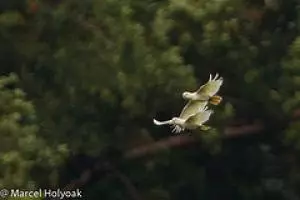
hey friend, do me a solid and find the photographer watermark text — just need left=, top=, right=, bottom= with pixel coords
left=0, top=188, right=82, bottom=199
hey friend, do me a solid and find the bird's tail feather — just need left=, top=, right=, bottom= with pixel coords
left=153, top=119, right=172, bottom=126
left=209, top=95, right=222, bottom=105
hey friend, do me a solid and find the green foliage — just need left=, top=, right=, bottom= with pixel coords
left=0, top=73, right=67, bottom=188
left=0, top=11, right=24, bottom=26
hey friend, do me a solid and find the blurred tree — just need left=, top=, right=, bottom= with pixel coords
left=0, top=73, right=67, bottom=189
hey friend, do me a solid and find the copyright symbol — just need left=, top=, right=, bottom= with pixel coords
left=0, top=189, right=9, bottom=198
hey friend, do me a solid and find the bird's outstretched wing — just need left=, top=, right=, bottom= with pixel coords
left=153, top=119, right=172, bottom=125
left=179, top=100, right=208, bottom=120
left=186, top=106, right=213, bottom=126
left=196, top=73, right=223, bottom=98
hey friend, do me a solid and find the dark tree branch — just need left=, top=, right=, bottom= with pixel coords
left=124, top=122, right=264, bottom=159
left=62, top=121, right=264, bottom=191
left=110, top=165, right=144, bottom=200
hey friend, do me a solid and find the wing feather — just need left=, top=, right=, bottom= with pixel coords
left=179, top=100, right=208, bottom=120
left=186, top=108, right=213, bottom=125
left=153, top=119, right=172, bottom=125
left=196, top=74, right=223, bottom=97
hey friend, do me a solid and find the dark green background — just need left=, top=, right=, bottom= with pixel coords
left=1, top=0, right=300, bottom=199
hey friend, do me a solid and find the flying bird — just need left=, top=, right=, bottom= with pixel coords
left=153, top=73, right=223, bottom=133
left=182, top=73, right=223, bottom=105
left=153, top=87, right=211, bottom=133
left=153, top=106, right=213, bottom=133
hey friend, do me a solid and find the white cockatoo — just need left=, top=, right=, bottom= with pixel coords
left=182, top=73, right=223, bottom=106
left=153, top=106, right=213, bottom=133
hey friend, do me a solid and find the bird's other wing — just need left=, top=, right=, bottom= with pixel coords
left=153, top=119, right=172, bottom=125
left=196, top=73, right=223, bottom=97
left=186, top=107, right=214, bottom=126
left=179, top=100, right=208, bottom=120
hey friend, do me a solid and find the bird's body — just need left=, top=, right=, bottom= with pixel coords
left=153, top=106, right=213, bottom=133
left=182, top=73, right=223, bottom=105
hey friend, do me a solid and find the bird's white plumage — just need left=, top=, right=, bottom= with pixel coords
left=186, top=106, right=213, bottom=126
left=153, top=119, right=170, bottom=125
left=179, top=100, right=208, bottom=120
left=153, top=106, right=213, bottom=133
left=196, top=73, right=223, bottom=98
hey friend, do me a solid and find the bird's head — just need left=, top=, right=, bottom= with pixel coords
left=182, top=92, right=192, bottom=100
